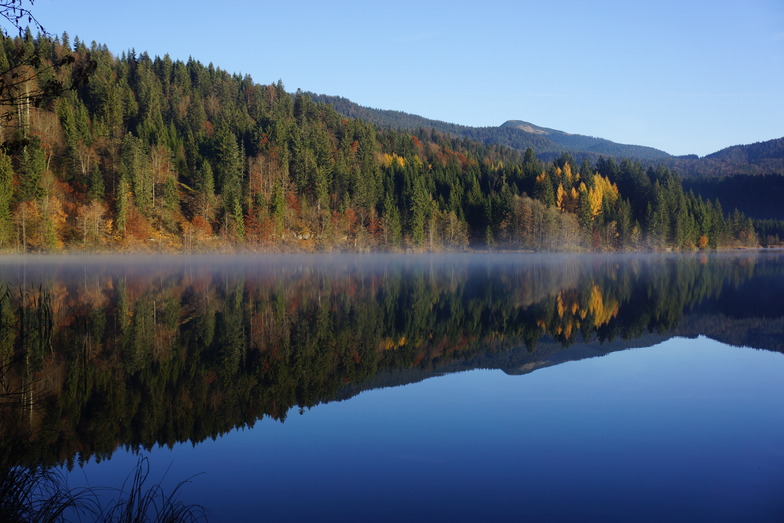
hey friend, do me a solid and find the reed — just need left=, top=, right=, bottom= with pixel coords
left=0, top=444, right=205, bottom=522
left=99, top=456, right=206, bottom=523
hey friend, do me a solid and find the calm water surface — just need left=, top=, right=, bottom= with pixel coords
left=0, top=252, right=782, bottom=521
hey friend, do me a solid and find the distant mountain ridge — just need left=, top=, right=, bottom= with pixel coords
left=499, top=120, right=672, bottom=160
left=665, top=137, right=784, bottom=178
left=309, top=93, right=672, bottom=162
left=310, top=93, right=784, bottom=178
left=707, top=138, right=784, bottom=162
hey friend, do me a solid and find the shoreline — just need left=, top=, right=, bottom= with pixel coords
left=0, top=246, right=778, bottom=264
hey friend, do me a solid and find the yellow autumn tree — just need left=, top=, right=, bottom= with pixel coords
left=579, top=174, right=620, bottom=219
left=380, top=152, right=406, bottom=168
left=578, top=181, right=602, bottom=218
left=556, top=184, right=579, bottom=213
left=563, top=162, right=574, bottom=185
left=594, top=175, right=619, bottom=207
left=556, top=183, right=566, bottom=210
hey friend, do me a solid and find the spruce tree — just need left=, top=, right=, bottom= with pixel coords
left=0, top=151, right=14, bottom=246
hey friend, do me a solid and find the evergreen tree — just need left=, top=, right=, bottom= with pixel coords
left=577, top=190, right=593, bottom=240
left=410, top=177, right=429, bottom=246
left=88, top=165, right=105, bottom=202
left=382, top=191, right=401, bottom=247
left=194, top=160, right=216, bottom=222
left=17, top=142, right=45, bottom=202
left=0, top=150, right=14, bottom=246
left=116, top=177, right=129, bottom=236
left=119, top=133, right=151, bottom=214
left=214, top=126, right=244, bottom=238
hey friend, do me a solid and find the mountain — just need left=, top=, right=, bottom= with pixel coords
left=311, top=94, right=784, bottom=181
left=499, top=120, right=672, bottom=160
left=672, top=138, right=784, bottom=226
left=707, top=137, right=784, bottom=163
left=663, top=137, right=784, bottom=178
left=683, top=174, right=784, bottom=220
left=309, top=94, right=672, bottom=162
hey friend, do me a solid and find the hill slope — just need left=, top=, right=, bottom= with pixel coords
left=664, top=137, right=784, bottom=178
left=310, top=94, right=672, bottom=162
left=312, top=94, right=784, bottom=180
left=0, top=33, right=761, bottom=252
left=499, top=120, right=672, bottom=160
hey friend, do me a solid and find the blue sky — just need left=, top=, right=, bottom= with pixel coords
left=24, top=0, right=784, bottom=156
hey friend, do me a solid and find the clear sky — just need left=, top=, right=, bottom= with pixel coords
left=22, top=0, right=784, bottom=157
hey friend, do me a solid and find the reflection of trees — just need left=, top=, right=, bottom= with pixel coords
left=0, top=253, right=778, bottom=466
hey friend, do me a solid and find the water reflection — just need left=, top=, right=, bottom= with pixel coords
left=0, top=251, right=781, bottom=468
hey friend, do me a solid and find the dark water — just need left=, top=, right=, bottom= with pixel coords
left=0, top=251, right=783, bottom=521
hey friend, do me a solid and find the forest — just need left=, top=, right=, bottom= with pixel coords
left=0, top=32, right=760, bottom=252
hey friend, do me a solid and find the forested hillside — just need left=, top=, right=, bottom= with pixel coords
left=311, top=94, right=784, bottom=181
left=665, top=137, right=784, bottom=178
left=683, top=175, right=784, bottom=220
left=310, top=94, right=673, bottom=162
left=0, top=33, right=758, bottom=252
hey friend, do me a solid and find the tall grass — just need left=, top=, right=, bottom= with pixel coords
left=0, top=459, right=98, bottom=522
left=0, top=445, right=207, bottom=523
left=0, top=446, right=206, bottom=522
left=99, top=456, right=206, bottom=523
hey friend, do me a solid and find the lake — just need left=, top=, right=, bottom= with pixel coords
left=0, top=251, right=783, bottom=521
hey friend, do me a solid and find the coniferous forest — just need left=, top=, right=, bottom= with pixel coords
left=0, top=33, right=760, bottom=252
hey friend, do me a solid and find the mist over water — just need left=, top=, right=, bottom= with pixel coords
left=0, top=251, right=782, bottom=520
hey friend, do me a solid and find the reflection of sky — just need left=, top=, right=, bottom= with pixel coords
left=66, top=337, right=784, bottom=522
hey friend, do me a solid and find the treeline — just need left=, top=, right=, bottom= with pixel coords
left=754, top=219, right=784, bottom=247
left=0, top=32, right=758, bottom=252
left=683, top=174, right=784, bottom=220
left=680, top=174, right=784, bottom=247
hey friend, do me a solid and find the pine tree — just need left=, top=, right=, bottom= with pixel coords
left=116, top=177, right=129, bottom=236
left=119, top=133, right=151, bottom=214
left=88, top=165, right=105, bottom=202
left=214, top=126, right=244, bottom=239
left=194, top=160, right=216, bottom=222
left=0, top=150, right=13, bottom=246
left=410, top=177, right=429, bottom=246
left=382, top=192, right=401, bottom=247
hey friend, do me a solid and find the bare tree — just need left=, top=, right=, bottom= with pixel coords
left=0, top=0, right=44, bottom=37
left=0, top=1, right=95, bottom=140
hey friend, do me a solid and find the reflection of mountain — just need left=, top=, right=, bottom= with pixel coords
left=335, top=331, right=674, bottom=403
left=678, top=317, right=784, bottom=352
left=0, top=252, right=781, bottom=467
left=674, top=263, right=784, bottom=351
